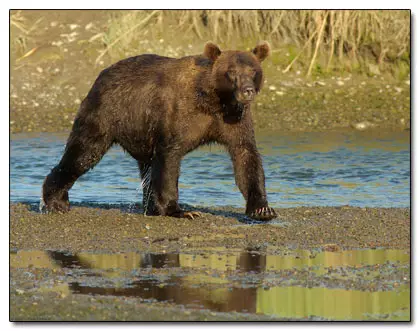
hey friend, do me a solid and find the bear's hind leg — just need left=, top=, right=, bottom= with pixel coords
left=42, top=131, right=112, bottom=213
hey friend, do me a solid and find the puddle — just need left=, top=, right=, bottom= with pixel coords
left=10, top=247, right=410, bottom=321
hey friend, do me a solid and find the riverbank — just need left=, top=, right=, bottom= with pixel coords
left=10, top=203, right=410, bottom=253
left=10, top=203, right=410, bottom=321
left=10, top=10, right=410, bottom=134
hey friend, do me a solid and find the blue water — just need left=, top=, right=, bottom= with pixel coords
left=10, top=131, right=410, bottom=208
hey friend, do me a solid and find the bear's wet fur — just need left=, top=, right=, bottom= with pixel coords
left=42, top=41, right=277, bottom=221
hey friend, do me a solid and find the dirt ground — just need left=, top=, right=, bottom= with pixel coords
left=10, top=10, right=410, bottom=134
left=9, top=203, right=410, bottom=321
left=10, top=204, right=410, bottom=253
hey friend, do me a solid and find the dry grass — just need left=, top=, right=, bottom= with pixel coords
left=101, top=10, right=410, bottom=77
left=10, top=10, right=44, bottom=59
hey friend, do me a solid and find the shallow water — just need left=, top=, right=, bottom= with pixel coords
left=10, top=130, right=409, bottom=208
left=10, top=248, right=410, bottom=320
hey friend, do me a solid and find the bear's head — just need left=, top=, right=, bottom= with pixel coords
left=204, top=41, right=270, bottom=105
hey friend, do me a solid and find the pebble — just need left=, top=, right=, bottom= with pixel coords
left=275, top=91, right=284, bottom=96
left=405, top=80, right=410, bottom=86
left=268, top=85, right=276, bottom=91
left=395, top=87, right=402, bottom=93
left=336, top=81, right=345, bottom=86
left=352, top=121, right=374, bottom=131
left=36, top=67, right=43, bottom=73
left=69, top=24, right=79, bottom=30
left=15, top=289, right=25, bottom=295
left=52, top=41, right=64, bottom=47
left=85, top=22, right=94, bottom=31
left=315, top=81, right=326, bottom=86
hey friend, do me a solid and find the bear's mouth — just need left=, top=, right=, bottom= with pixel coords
left=234, top=91, right=255, bottom=104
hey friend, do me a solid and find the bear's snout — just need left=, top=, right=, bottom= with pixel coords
left=236, top=83, right=256, bottom=103
left=242, top=86, right=255, bottom=101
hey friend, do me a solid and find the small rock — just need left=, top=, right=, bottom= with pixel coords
left=275, top=91, right=284, bottom=96
left=69, top=24, right=79, bottom=30
left=336, top=81, right=345, bottom=86
left=15, top=289, right=25, bottom=295
left=85, top=22, right=94, bottom=30
left=395, top=87, right=402, bottom=93
left=405, top=80, right=410, bottom=86
left=50, top=21, right=58, bottom=27
left=323, top=244, right=340, bottom=252
left=268, top=85, right=276, bottom=91
left=74, top=98, right=81, bottom=105
left=352, top=121, right=375, bottom=131
left=315, top=81, right=326, bottom=86
left=36, top=67, right=43, bottom=73
left=52, top=41, right=63, bottom=47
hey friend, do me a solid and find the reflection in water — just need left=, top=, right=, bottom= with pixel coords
left=256, top=286, right=409, bottom=320
left=10, top=131, right=409, bottom=208
left=10, top=248, right=410, bottom=321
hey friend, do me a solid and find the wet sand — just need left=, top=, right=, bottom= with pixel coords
left=11, top=204, right=409, bottom=252
left=10, top=203, right=410, bottom=321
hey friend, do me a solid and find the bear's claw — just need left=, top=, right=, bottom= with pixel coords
left=249, top=206, right=277, bottom=221
left=180, top=211, right=202, bottom=220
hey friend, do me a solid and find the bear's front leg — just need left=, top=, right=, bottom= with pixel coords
left=149, top=150, right=201, bottom=219
left=229, top=143, right=277, bottom=221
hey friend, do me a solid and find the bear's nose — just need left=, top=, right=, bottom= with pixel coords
left=243, top=87, right=255, bottom=99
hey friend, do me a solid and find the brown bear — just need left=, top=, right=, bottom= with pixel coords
left=42, top=41, right=277, bottom=221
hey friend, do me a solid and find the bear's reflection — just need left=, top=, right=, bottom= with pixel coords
left=49, top=249, right=263, bottom=313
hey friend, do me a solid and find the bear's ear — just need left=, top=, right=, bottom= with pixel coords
left=252, top=41, right=270, bottom=62
left=204, top=42, right=222, bottom=62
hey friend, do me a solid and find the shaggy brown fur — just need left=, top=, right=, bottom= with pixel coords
left=42, top=41, right=277, bottom=221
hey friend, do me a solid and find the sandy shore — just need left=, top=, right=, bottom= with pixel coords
left=10, top=203, right=410, bottom=321
left=10, top=203, right=410, bottom=253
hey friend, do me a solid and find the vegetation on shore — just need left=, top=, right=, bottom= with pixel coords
left=101, top=10, right=410, bottom=78
left=10, top=10, right=410, bottom=134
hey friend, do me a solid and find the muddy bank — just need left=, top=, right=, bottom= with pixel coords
left=10, top=203, right=409, bottom=253
left=10, top=10, right=410, bottom=134
left=10, top=203, right=410, bottom=321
